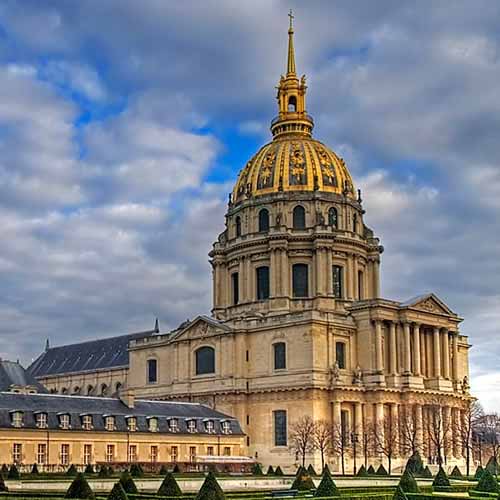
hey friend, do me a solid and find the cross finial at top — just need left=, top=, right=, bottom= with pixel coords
left=288, top=9, right=294, bottom=30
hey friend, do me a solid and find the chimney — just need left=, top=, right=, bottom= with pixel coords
left=119, top=387, right=135, bottom=409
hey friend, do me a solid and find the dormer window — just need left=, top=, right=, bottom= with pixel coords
left=205, top=420, right=215, bottom=434
left=168, top=418, right=178, bottom=433
left=187, top=419, right=197, bottom=433
left=82, top=415, right=93, bottom=431
left=127, top=417, right=137, bottom=432
left=11, top=411, right=23, bottom=428
left=59, top=414, right=71, bottom=430
left=148, top=417, right=158, bottom=433
left=105, top=416, right=115, bottom=431
left=222, top=421, right=232, bottom=434
left=36, top=413, right=48, bottom=429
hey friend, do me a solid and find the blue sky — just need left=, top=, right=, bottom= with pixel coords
left=0, top=1, right=500, bottom=410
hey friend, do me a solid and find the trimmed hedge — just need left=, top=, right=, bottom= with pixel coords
left=405, top=453, right=425, bottom=477
left=474, top=466, right=485, bottom=481
left=399, top=470, right=419, bottom=494
left=367, top=465, right=376, bottom=475
left=422, top=467, right=433, bottom=479
left=476, top=468, right=499, bottom=494
left=376, top=465, right=389, bottom=476
left=64, top=472, right=94, bottom=499
left=357, top=465, right=368, bottom=477
left=66, top=465, right=77, bottom=477
left=307, top=465, right=317, bottom=477
left=0, top=472, right=8, bottom=492
left=393, top=486, right=408, bottom=500
left=450, top=466, right=463, bottom=479
left=7, top=466, right=20, bottom=481
left=108, top=482, right=129, bottom=500
left=274, top=466, right=283, bottom=476
left=195, top=471, right=224, bottom=500
left=158, top=473, right=182, bottom=497
left=314, top=472, right=339, bottom=498
left=291, top=467, right=314, bottom=491
left=266, top=466, right=274, bottom=476
left=251, top=464, right=263, bottom=476
left=119, top=471, right=138, bottom=495
left=432, top=466, right=451, bottom=492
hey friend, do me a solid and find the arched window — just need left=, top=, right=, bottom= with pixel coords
left=231, top=272, right=239, bottom=305
left=273, top=342, right=286, bottom=370
left=258, top=209, right=270, bottom=232
left=73, top=386, right=81, bottom=395
left=353, top=213, right=358, bottom=233
left=115, top=382, right=122, bottom=394
left=292, top=263, right=309, bottom=298
left=195, top=346, right=215, bottom=375
left=333, top=265, right=344, bottom=299
left=328, top=207, right=338, bottom=228
left=61, top=387, right=68, bottom=395
left=256, top=266, right=270, bottom=300
left=293, top=206, right=306, bottom=229
left=288, top=96, right=297, bottom=112
left=335, top=342, right=346, bottom=369
left=147, top=359, right=157, bottom=384
left=87, top=385, right=94, bottom=396
left=101, top=384, right=108, bottom=397
left=235, top=216, right=241, bottom=237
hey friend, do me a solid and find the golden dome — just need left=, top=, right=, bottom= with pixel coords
left=232, top=137, right=355, bottom=203
left=232, top=12, right=355, bottom=204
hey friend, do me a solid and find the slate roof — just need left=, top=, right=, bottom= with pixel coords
left=0, top=392, right=243, bottom=435
left=28, top=327, right=159, bottom=378
left=0, top=361, right=47, bottom=393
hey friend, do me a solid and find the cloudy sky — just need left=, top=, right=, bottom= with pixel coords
left=0, top=1, right=499, bottom=409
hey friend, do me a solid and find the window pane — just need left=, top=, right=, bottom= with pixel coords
left=274, top=410, right=287, bottom=446
left=328, top=207, right=338, bottom=228
left=256, top=266, right=270, bottom=300
left=259, top=209, right=270, bottom=232
left=293, top=206, right=306, bottom=229
left=333, top=266, right=343, bottom=298
left=274, top=343, right=286, bottom=370
left=147, top=359, right=157, bottom=383
left=196, top=347, right=215, bottom=375
left=358, top=270, right=363, bottom=300
left=232, top=272, right=239, bottom=305
left=292, top=264, right=308, bottom=297
left=336, top=342, right=346, bottom=369
left=236, top=217, right=241, bottom=237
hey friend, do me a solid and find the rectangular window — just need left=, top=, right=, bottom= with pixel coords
left=12, top=412, right=23, bottom=428
left=205, top=420, right=214, bottom=433
left=231, top=272, right=239, bottom=305
left=60, top=444, right=70, bottom=466
left=189, top=446, right=196, bottom=463
left=149, top=418, right=159, bottom=432
left=59, top=414, right=70, bottom=429
left=292, top=264, right=309, bottom=298
left=128, top=444, right=137, bottom=462
left=82, top=415, right=93, bottom=430
left=246, top=350, right=249, bottom=362
left=207, top=446, right=214, bottom=456
left=256, top=266, right=270, bottom=300
left=106, top=444, right=115, bottom=463
left=83, top=444, right=92, bottom=465
left=187, top=420, right=196, bottom=433
left=168, top=418, right=178, bottom=432
left=341, top=410, right=349, bottom=442
left=223, top=447, right=231, bottom=456
left=37, top=444, right=47, bottom=465
left=147, top=359, right=158, bottom=384
left=128, top=417, right=137, bottom=432
left=333, top=265, right=343, bottom=299
left=36, top=413, right=48, bottom=429
left=273, top=410, right=287, bottom=447
left=12, top=443, right=22, bottom=463
left=336, top=342, right=346, bottom=370
left=105, top=416, right=115, bottom=431
left=171, top=446, right=178, bottom=463
left=274, top=342, right=286, bottom=370
left=150, top=445, right=158, bottom=463
left=222, top=421, right=231, bottom=434
left=358, top=270, right=364, bottom=300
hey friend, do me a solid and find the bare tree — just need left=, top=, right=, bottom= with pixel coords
left=361, top=426, right=373, bottom=468
left=313, top=420, right=332, bottom=472
left=478, top=413, right=500, bottom=468
left=331, top=423, right=350, bottom=475
left=458, top=399, right=484, bottom=476
left=400, top=405, right=419, bottom=457
left=289, top=416, right=317, bottom=468
left=372, top=414, right=399, bottom=474
left=427, top=397, right=453, bottom=465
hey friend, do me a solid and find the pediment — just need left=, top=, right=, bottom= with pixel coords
left=401, top=293, right=455, bottom=316
left=171, top=315, right=232, bottom=342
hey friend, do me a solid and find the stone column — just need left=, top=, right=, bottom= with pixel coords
left=389, top=322, right=398, bottom=375
left=281, top=249, right=289, bottom=296
left=353, top=257, right=359, bottom=300
left=460, top=410, right=467, bottom=457
left=420, top=328, right=427, bottom=378
left=452, top=408, right=461, bottom=458
left=333, top=401, right=342, bottom=429
left=433, top=327, right=441, bottom=378
left=238, top=258, right=245, bottom=302
left=245, top=256, right=252, bottom=301
left=374, top=320, right=383, bottom=373
left=403, top=322, right=411, bottom=374
left=413, top=323, right=422, bottom=376
left=355, top=402, right=363, bottom=436
left=443, top=406, right=452, bottom=461
left=326, top=251, right=333, bottom=295
left=270, top=249, right=277, bottom=297
left=442, top=329, right=450, bottom=379
left=452, top=333, right=459, bottom=383
left=373, top=259, right=381, bottom=298
left=390, top=403, right=400, bottom=456
left=415, top=404, right=424, bottom=453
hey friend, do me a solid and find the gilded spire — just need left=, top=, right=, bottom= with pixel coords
left=287, top=9, right=296, bottom=76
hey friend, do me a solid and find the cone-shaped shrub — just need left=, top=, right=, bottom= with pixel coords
left=196, top=471, right=225, bottom=500
left=159, top=465, right=168, bottom=476
left=367, top=465, right=376, bottom=475
left=65, top=472, right=95, bottom=499
left=266, top=466, right=275, bottom=476
left=356, top=465, right=368, bottom=477
left=158, top=472, right=182, bottom=497
left=275, top=466, right=284, bottom=476
left=399, top=469, right=419, bottom=494
left=314, top=471, right=339, bottom=497
left=405, top=452, right=425, bottom=476
left=422, top=466, right=433, bottom=478
left=66, top=464, right=78, bottom=477
left=130, top=464, right=143, bottom=478
left=98, top=466, right=109, bottom=478
left=108, top=482, right=128, bottom=500
left=291, top=467, right=315, bottom=491
left=476, top=468, right=499, bottom=493
left=322, top=464, right=331, bottom=476
left=107, top=466, right=114, bottom=476
left=172, top=463, right=181, bottom=473
left=393, top=486, right=408, bottom=500
left=486, top=456, right=499, bottom=476
left=252, top=463, right=263, bottom=475
left=450, top=465, right=463, bottom=479
left=119, top=471, right=138, bottom=495
left=377, top=464, right=389, bottom=476
left=7, top=465, right=20, bottom=480
left=474, top=465, right=485, bottom=480
left=1, top=465, right=7, bottom=474
left=31, top=463, right=39, bottom=475
left=307, top=464, right=317, bottom=476
left=84, top=464, right=94, bottom=475
left=0, top=472, right=8, bottom=492
left=432, top=466, right=451, bottom=492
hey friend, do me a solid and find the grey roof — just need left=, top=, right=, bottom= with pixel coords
left=0, top=361, right=47, bottom=393
left=28, top=327, right=158, bottom=378
left=0, top=392, right=243, bottom=435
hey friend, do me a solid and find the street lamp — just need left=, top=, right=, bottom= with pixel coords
left=351, top=432, right=359, bottom=475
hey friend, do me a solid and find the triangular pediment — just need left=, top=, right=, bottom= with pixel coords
left=400, top=293, right=455, bottom=316
left=171, top=315, right=232, bottom=342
